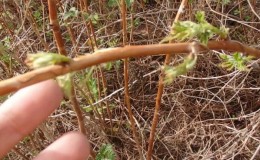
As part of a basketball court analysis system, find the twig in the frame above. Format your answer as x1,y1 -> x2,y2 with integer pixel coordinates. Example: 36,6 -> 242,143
206,0 -> 260,32
0,41 -> 260,96
22,0 -> 50,51
146,0 -> 188,159
47,1 -> 95,158
246,0 -> 260,21
121,0 -> 143,159
250,142 -> 260,160
56,1 -> 79,56
70,80 -> 87,135
48,0 -> 66,55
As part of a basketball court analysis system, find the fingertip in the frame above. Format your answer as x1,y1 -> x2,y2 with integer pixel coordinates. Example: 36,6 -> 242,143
22,79 -> 63,102
34,132 -> 90,160
0,80 -> 63,157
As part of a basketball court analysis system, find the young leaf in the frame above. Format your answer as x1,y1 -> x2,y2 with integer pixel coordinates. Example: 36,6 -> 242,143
163,53 -> 197,84
63,7 -> 79,21
219,52 -> 254,71
83,12 -> 99,24
96,144 -> 116,160
56,73 -> 72,97
26,52 -> 71,69
83,67 -> 99,101
102,60 -> 121,70
195,11 -> 207,23
107,0 -> 119,7
161,11 -> 229,45
125,0 -> 134,8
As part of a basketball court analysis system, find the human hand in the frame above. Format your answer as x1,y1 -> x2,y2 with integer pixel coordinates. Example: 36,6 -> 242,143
0,80 -> 90,159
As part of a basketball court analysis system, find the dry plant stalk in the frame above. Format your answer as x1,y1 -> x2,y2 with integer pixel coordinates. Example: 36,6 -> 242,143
70,80 -> 87,135
147,0 -> 189,159
47,1 -> 96,158
121,0 -> 143,159
80,0 -> 111,129
79,0 -> 95,51
47,0 -> 87,136
0,40 -> 260,96
56,1 -> 79,56
0,60 -> 11,78
22,0 -> 50,51
48,0 -> 66,55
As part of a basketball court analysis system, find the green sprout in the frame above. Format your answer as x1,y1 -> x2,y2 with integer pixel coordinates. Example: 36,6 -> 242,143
219,52 -> 254,71
83,12 -> 99,24
63,7 -> 79,21
102,60 -> 121,71
96,144 -> 116,160
56,73 -> 72,97
161,11 -> 229,45
26,52 -> 71,69
84,104 -> 115,114
163,53 -> 197,84
25,52 -> 72,96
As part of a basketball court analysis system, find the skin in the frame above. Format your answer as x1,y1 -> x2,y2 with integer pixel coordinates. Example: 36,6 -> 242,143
0,80 -> 90,159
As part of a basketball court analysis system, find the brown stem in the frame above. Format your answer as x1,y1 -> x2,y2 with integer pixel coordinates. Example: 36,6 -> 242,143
70,82 -> 96,159
0,17 -> 27,67
98,67 -> 113,127
22,0 -> 50,51
56,2 -> 79,56
0,41 -> 259,96
47,0 -> 67,55
67,26 -> 79,56
121,0 -> 143,159
46,2 -> 95,158
82,0 -> 111,128
146,0 -> 188,159
0,60 -> 11,78
79,0 -> 94,52
94,69 -> 106,126
70,79 -> 87,135
82,0 -> 97,48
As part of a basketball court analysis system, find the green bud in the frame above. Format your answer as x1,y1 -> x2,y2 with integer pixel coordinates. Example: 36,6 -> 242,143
26,52 -> 71,69
56,73 -> 72,97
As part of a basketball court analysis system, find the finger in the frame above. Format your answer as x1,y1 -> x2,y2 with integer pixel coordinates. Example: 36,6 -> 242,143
0,80 -> 63,158
34,132 -> 90,160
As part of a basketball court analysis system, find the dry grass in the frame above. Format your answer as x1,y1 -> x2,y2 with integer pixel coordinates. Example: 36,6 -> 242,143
1,0 -> 260,159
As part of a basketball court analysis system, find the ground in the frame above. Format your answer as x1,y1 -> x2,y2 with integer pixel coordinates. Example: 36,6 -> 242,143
0,0 -> 260,159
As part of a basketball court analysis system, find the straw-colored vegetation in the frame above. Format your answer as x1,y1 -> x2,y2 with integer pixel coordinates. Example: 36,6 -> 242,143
0,0 -> 260,159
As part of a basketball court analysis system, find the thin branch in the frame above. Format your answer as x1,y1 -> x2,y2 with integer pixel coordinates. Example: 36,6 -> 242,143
82,0 -> 109,128
56,2 -> 79,56
22,0 -> 50,51
0,60 -> 11,78
70,80 -> 87,135
48,0 -> 67,55
206,0 -> 260,32
247,0 -> 260,21
121,0 -> 143,159
147,0 -> 188,159
47,3 -> 92,157
0,41 -> 259,96
79,0 -> 95,51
